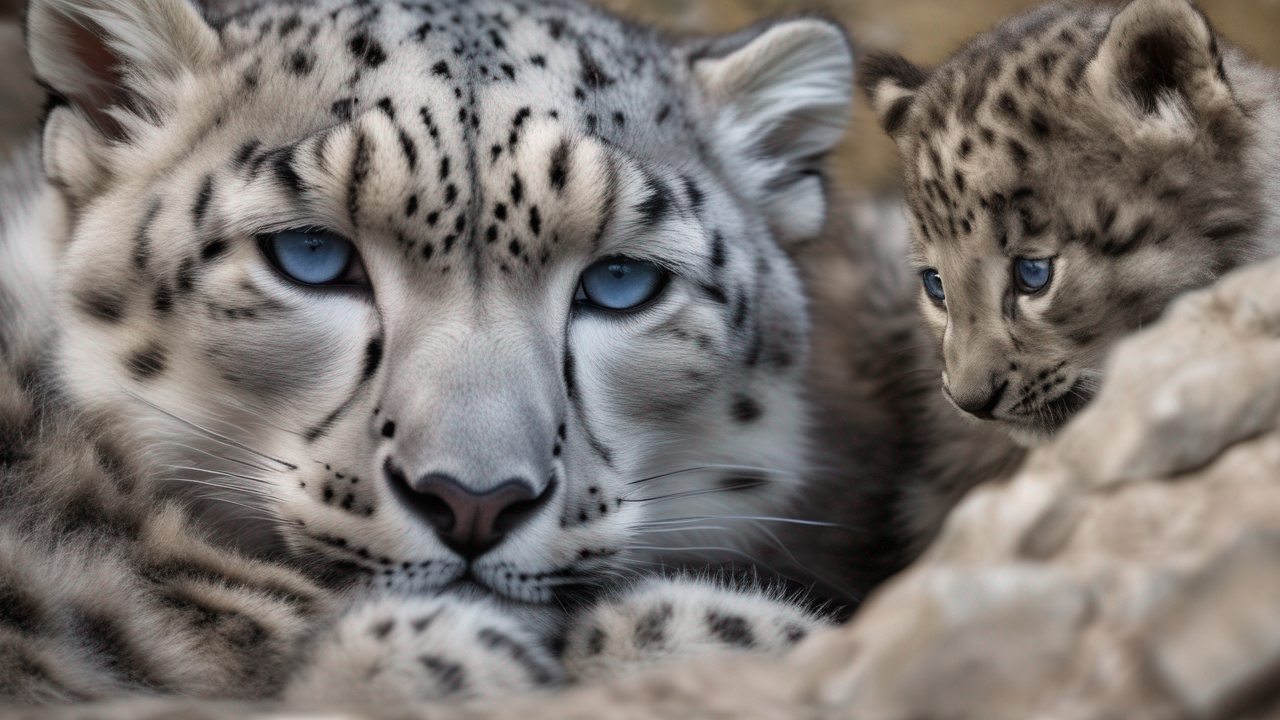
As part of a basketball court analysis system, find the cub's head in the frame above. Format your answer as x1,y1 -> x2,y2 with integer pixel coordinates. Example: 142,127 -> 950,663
860,0 -> 1267,445
28,0 -> 853,602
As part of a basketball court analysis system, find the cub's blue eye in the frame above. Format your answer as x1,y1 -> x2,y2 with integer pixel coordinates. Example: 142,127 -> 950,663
922,269 -> 945,300
1015,257 -> 1053,293
576,256 -> 668,311
262,231 -> 355,285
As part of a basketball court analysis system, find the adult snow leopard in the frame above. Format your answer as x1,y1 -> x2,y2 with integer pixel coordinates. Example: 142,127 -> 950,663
0,0 -> 854,707
859,0 -> 1280,447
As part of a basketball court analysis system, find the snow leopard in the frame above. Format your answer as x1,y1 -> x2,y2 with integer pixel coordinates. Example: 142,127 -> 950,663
0,0 -> 855,707
859,0 -> 1280,448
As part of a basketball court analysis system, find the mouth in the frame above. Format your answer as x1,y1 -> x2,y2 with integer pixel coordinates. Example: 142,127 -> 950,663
1004,378 -> 1096,440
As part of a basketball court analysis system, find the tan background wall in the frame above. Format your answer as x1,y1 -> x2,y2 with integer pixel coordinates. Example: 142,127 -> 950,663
1,0 -> 1277,190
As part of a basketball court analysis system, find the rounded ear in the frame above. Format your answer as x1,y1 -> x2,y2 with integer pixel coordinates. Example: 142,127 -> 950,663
858,52 -> 930,140
27,0 -> 220,204
690,19 -> 855,243
1085,0 -> 1237,129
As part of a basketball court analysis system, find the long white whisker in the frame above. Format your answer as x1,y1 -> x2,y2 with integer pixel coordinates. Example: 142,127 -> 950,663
127,393 -> 297,470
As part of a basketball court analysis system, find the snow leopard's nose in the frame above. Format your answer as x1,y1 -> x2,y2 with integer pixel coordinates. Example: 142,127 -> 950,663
386,461 -> 553,558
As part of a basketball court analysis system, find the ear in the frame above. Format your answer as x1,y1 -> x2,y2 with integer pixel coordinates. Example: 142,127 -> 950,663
1085,0 -> 1235,125
27,0 -> 220,203
691,19 -> 855,242
858,52 -> 929,140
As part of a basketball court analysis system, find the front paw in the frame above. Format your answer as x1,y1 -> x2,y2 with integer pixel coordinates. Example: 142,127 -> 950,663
285,595 -> 561,708
561,578 -> 831,682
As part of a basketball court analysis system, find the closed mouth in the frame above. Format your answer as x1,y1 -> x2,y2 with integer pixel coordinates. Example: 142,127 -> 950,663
1011,378 -> 1095,434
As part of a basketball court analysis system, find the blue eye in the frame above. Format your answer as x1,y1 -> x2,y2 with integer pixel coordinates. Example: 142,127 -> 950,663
576,256 -> 668,310
922,269 -> 945,300
262,231 -> 356,285
1015,257 -> 1053,293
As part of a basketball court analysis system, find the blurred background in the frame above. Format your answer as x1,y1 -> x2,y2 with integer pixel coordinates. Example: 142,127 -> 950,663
1,0 -> 1278,193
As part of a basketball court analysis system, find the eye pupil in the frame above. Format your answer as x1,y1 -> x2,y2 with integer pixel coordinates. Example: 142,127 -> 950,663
578,256 -> 667,311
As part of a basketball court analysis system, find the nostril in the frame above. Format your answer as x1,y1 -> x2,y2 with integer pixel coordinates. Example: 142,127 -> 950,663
493,478 -> 556,535
384,458 -> 554,558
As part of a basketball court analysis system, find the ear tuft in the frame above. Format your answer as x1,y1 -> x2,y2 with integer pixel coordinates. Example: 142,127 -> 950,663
859,52 -> 929,138
692,19 -> 855,242
1086,0 -> 1234,123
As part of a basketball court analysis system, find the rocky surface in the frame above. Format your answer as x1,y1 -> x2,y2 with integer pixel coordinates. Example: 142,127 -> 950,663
14,231 -> 1280,720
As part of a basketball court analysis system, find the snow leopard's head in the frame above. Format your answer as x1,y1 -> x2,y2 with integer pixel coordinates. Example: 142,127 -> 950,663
28,0 -> 854,602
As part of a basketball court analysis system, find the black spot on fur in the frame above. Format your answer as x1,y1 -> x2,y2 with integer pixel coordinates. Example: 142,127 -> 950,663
348,33 -> 387,68
548,139 -> 570,192
585,626 -> 606,655
76,290 -> 126,324
126,344 -> 166,379
478,628 -> 555,685
578,45 -> 614,89
529,206 -> 542,237
200,238 -> 228,263
710,231 -> 726,268
706,612 -> 754,648
361,336 -> 384,383
405,194 -> 419,217
730,395 -> 762,423
331,98 -> 356,121
132,199 -> 161,270
381,421 -> 395,438
635,604 -> 673,648
371,619 -> 394,639
419,656 -> 466,694
432,60 -> 451,78
398,129 -> 418,171
637,177 -> 670,226
192,174 -> 215,226
74,611 -> 160,688
153,284 -> 173,315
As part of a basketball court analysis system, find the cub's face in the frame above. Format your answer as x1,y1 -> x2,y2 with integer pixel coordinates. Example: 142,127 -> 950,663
860,1 -> 1264,444
30,0 -> 852,602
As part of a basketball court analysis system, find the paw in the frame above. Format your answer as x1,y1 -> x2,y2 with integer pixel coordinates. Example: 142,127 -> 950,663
1049,257 -> 1280,486
561,577 -> 831,682
285,595 -> 561,708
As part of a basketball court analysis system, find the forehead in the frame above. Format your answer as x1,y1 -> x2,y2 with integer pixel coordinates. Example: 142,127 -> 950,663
167,0 -> 720,285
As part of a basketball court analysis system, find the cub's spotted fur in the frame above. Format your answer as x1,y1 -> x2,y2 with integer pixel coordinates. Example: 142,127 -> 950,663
0,0 -> 853,706
860,0 -> 1280,446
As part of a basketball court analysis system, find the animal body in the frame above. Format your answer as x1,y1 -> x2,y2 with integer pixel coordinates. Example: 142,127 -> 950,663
0,0 -> 855,706
860,0 -> 1280,448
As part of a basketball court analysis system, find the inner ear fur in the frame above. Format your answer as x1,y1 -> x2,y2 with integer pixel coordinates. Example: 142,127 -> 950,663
858,52 -> 930,139
1086,0 -> 1236,121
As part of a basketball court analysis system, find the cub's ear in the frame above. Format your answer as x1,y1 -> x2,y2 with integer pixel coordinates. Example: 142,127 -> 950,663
858,52 -> 929,140
1085,0 -> 1236,128
690,19 -> 855,242
27,0 -> 220,203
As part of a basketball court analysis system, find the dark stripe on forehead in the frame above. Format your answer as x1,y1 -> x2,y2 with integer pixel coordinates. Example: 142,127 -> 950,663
132,198 -> 162,270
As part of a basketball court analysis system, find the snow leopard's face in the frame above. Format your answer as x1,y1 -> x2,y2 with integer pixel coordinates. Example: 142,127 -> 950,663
859,0 -> 1264,445
35,0 -> 852,602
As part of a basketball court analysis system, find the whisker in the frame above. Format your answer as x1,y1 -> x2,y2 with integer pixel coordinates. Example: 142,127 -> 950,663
622,481 -> 769,504
127,393 -> 298,470
626,465 -> 800,486
633,515 -> 856,530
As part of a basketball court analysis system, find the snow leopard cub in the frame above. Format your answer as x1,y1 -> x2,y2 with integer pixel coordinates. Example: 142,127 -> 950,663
0,0 -> 854,707
860,0 -> 1280,447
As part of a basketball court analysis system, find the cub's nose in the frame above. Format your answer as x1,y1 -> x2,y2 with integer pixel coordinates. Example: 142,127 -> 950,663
950,379 -> 1008,420
386,462 -> 552,558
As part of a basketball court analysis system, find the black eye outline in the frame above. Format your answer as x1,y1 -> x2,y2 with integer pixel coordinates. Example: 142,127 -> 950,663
573,255 -> 671,313
921,269 -> 945,301
1013,257 -> 1054,294
257,230 -> 369,289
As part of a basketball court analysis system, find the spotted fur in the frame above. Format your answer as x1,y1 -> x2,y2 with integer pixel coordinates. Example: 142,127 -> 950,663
860,0 -> 1280,446
0,0 -> 852,706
